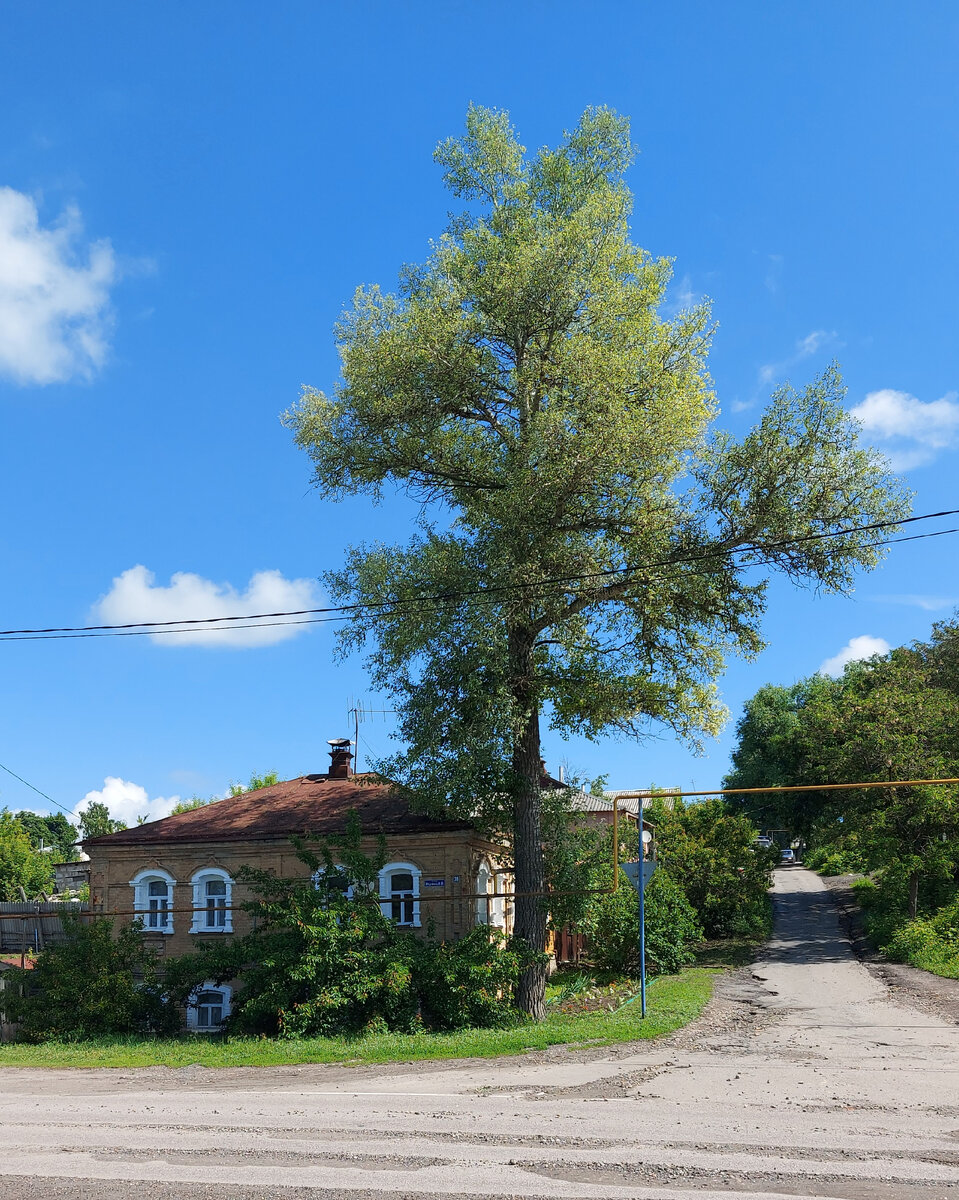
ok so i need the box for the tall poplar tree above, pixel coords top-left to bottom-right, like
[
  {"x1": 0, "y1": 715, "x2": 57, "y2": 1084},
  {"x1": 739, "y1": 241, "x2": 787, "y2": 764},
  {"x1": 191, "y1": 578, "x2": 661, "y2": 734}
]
[{"x1": 288, "y1": 106, "x2": 909, "y2": 1016}]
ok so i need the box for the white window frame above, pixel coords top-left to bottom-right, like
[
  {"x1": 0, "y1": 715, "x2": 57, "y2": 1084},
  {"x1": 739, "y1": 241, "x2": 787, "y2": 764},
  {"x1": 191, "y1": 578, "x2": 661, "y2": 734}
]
[
  {"x1": 312, "y1": 863, "x2": 355, "y2": 904},
  {"x1": 186, "y1": 981, "x2": 232, "y2": 1032},
  {"x1": 379, "y1": 862, "x2": 421, "y2": 927},
  {"x1": 130, "y1": 868, "x2": 176, "y2": 934},
  {"x1": 475, "y1": 861, "x2": 507, "y2": 929},
  {"x1": 190, "y1": 867, "x2": 233, "y2": 934}
]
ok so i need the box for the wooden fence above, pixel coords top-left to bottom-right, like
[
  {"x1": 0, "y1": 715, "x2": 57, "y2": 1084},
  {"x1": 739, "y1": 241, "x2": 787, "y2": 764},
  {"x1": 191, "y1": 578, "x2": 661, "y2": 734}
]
[{"x1": 0, "y1": 902, "x2": 89, "y2": 954}]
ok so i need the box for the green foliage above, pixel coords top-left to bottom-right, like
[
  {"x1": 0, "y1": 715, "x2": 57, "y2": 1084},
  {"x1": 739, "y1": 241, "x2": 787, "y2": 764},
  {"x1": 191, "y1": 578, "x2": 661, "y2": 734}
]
[
  {"x1": 584, "y1": 869, "x2": 702, "y2": 976},
  {"x1": 0, "y1": 810, "x2": 54, "y2": 899},
  {"x1": 285, "y1": 104, "x2": 907, "y2": 1014},
  {"x1": 3, "y1": 915, "x2": 178, "y2": 1042},
  {"x1": 169, "y1": 796, "x2": 215, "y2": 815},
  {"x1": 14, "y1": 811, "x2": 79, "y2": 861},
  {"x1": 228, "y1": 771, "x2": 280, "y2": 797},
  {"x1": 167, "y1": 815, "x2": 532, "y2": 1038},
  {"x1": 415, "y1": 925, "x2": 528, "y2": 1030},
  {"x1": 729, "y1": 618, "x2": 959, "y2": 962},
  {"x1": 648, "y1": 798, "x2": 775, "y2": 938},
  {"x1": 78, "y1": 801, "x2": 127, "y2": 840},
  {"x1": 0, "y1": 968, "x2": 717, "y2": 1069}
]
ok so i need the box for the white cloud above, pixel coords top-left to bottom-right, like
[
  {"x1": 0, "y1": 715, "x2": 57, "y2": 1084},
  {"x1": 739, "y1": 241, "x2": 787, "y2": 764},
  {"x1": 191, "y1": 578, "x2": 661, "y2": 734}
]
[
  {"x1": 758, "y1": 328, "x2": 837, "y2": 387},
  {"x1": 95, "y1": 565, "x2": 320, "y2": 647},
  {"x1": 849, "y1": 388, "x2": 959, "y2": 469},
  {"x1": 0, "y1": 187, "x2": 118, "y2": 385},
  {"x1": 74, "y1": 777, "x2": 180, "y2": 828},
  {"x1": 819, "y1": 634, "x2": 891, "y2": 677},
  {"x1": 870, "y1": 593, "x2": 959, "y2": 612}
]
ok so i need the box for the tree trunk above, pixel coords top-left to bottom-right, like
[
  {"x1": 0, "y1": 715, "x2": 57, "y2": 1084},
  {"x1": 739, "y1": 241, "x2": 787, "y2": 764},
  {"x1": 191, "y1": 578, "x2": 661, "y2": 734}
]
[
  {"x1": 508, "y1": 624, "x2": 548, "y2": 1020},
  {"x1": 908, "y1": 870, "x2": 919, "y2": 921}
]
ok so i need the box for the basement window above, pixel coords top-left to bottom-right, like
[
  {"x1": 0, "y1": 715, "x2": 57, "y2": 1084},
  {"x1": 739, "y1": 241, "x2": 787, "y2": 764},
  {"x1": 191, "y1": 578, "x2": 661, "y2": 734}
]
[{"x1": 186, "y1": 981, "x2": 231, "y2": 1031}]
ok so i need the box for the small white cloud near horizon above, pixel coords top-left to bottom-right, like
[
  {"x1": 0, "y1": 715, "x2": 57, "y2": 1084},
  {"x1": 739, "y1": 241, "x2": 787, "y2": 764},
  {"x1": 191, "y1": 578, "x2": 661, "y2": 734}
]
[
  {"x1": 95, "y1": 565, "x2": 320, "y2": 647},
  {"x1": 758, "y1": 328, "x2": 837, "y2": 387},
  {"x1": 73, "y1": 777, "x2": 180, "y2": 828},
  {"x1": 849, "y1": 387, "x2": 959, "y2": 469},
  {"x1": 0, "y1": 186, "x2": 118, "y2": 385},
  {"x1": 819, "y1": 634, "x2": 891, "y2": 677}
]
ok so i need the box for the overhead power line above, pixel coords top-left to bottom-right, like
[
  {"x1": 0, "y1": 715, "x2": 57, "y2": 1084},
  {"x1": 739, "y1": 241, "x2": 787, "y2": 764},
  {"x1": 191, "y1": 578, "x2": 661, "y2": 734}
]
[
  {"x1": 0, "y1": 760, "x2": 76, "y2": 818},
  {"x1": 0, "y1": 507, "x2": 957, "y2": 643}
]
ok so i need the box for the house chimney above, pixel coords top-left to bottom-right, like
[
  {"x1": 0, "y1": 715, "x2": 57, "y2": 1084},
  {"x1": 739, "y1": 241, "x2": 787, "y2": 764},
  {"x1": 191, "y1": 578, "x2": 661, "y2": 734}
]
[{"x1": 327, "y1": 738, "x2": 354, "y2": 779}]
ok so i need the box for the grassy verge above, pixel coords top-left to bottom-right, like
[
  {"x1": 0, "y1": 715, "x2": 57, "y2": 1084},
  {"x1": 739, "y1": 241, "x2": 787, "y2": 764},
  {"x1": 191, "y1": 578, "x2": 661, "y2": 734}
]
[{"x1": 0, "y1": 966, "x2": 714, "y2": 1070}]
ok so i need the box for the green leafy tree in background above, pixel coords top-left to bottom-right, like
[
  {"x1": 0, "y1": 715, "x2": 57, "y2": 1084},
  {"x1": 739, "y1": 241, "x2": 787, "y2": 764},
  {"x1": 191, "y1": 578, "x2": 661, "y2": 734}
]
[
  {"x1": 78, "y1": 801, "x2": 127, "y2": 840},
  {"x1": 0, "y1": 811, "x2": 55, "y2": 899},
  {"x1": 287, "y1": 106, "x2": 909, "y2": 1016},
  {"x1": 228, "y1": 770, "x2": 280, "y2": 797},
  {"x1": 14, "y1": 811, "x2": 80, "y2": 861}
]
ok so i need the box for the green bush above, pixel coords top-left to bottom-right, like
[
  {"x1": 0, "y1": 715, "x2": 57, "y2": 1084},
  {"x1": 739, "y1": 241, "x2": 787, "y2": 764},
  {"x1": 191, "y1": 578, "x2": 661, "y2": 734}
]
[
  {"x1": 415, "y1": 926, "x2": 529, "y2": 1030},
  {"x1": 805, "y1": 843, "x2": 867, "y2": 875},
  {"x1": 166, "y1": 817, "x2": 533, "y2": 1039},
  {"x1": 648, "y1": 798, "x2": 774, "y2": 938},
  {"x1": 584, "y1": 869, "x2": 703, "y2": 976},
  {"x1": 2, "y1": 915, "x2": 178, "y2": 1042}
]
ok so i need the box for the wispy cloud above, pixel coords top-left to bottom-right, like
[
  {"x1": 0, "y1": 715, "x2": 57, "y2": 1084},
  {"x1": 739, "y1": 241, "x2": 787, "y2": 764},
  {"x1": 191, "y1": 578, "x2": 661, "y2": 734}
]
[
  {"x1": 819, "y1": 634, "x2": 890, "y2": 677},
  {"x1": 665, "y1": 272, "x2": 702, "y2": 315},
  {"x1": 95, "y1": 565, "x2": 320, "y2": 647},
  {"x1": 764, "y1": 253, "x2": 783, "y2": 295},
  {"x1": 869, "y1": 594, "x2": 959, "y2": 613},
  {"x1": 849, "y1": 387, "x2": 959, "y2": 470},
  {"x1": 0, "y1": 187, "x2": 118, "y2": 385},
  {"x1": 758, "y1": 329, "x2": 837, "y2": 387}
]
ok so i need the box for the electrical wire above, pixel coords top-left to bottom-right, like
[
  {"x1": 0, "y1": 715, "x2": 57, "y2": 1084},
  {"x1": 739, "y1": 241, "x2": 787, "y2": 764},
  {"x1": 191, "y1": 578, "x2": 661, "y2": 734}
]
[
  {"x1": 0, "y1": 507, "x2": 957, "y2": 643},
  {"x1": 0, "y1": 760, "x2": 75, "y2": 818}
]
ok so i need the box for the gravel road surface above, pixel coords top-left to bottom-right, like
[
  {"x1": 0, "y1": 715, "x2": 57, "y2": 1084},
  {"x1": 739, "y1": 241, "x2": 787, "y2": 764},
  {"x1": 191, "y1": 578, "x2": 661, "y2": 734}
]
[{"x1": 1, "y1": 867, "x2": 958, "y2": 1200}]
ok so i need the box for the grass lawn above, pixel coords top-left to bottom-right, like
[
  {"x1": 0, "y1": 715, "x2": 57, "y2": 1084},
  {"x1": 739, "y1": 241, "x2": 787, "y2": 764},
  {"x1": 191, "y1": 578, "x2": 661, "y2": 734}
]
[{"x1": 0, "y1": 965, "x2": 716, "y2": 1070}]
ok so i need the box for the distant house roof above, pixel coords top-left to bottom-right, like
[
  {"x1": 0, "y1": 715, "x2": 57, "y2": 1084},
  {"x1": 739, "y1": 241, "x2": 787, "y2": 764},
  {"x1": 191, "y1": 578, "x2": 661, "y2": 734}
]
[{"x1": 81, "y1": 772, "x2": 474, "y2": 848}]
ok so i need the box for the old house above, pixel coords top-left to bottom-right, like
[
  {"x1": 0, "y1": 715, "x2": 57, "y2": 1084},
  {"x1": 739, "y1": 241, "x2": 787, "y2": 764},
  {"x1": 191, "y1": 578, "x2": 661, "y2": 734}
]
[{"x1": 82, "y1": 740, "x2": 513, "y2": 1028}]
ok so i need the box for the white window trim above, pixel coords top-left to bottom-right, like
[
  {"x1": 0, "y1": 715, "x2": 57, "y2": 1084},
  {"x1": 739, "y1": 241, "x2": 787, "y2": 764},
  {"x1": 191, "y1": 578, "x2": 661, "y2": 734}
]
[
  {"x1": 130, "y1": 868, "x2": 177, "y2": 935},
  {"x1": 185, "y1": 981, "x2": 232, "y2": 1032},
  {"x1": 379, "y1": 861, "x2": 422, "y2": 927},
  {"x1": 312, "y1": 863, "x2": 355, "y2": 902},
  {"x1": 189, "y1": 867, "x2": 234, "y2": 934}
]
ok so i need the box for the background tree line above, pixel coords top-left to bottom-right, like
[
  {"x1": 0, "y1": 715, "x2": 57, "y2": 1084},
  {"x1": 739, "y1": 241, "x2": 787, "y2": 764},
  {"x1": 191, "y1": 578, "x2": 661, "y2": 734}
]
[{"x1": 724, "y1": 614, "x2": 959, "y2": 975}]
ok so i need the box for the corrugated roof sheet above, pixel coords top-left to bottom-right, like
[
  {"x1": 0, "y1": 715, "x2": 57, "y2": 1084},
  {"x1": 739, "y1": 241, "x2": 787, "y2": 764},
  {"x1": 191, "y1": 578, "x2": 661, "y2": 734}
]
[{"x1": 82, "y1": 773, "x2": 474, "y2": 848}]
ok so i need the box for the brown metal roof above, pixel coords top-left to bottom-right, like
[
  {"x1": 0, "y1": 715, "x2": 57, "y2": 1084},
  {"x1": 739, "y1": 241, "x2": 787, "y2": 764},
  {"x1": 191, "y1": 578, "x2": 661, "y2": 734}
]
[{"x1": 81, "y1": 773, "x2": 474, "y2": 848}]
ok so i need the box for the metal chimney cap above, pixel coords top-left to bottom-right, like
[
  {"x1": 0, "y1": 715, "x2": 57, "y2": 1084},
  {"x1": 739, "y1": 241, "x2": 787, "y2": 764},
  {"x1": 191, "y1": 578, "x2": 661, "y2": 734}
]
[{"x1": 327, "y1": 738, "x2": 352, "y2": 748}]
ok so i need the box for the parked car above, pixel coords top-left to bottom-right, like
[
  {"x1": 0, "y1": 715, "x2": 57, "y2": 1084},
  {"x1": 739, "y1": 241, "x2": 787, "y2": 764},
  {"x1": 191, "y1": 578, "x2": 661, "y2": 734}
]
[{"x1": 780, "y1": 848, "x2": 796, "y2": 865}]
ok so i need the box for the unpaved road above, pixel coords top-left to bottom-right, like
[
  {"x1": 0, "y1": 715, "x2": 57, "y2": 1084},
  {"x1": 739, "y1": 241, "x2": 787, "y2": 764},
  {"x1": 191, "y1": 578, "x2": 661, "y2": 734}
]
[{"x1": 1, "y1": 867, "x2": 958, "y2": 1200}]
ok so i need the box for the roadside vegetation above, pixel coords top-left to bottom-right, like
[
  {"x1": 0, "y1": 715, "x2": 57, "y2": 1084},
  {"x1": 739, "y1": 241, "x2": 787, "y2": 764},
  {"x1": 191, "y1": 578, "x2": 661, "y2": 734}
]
[
  {"x1": 1, "y1": 799, "x2": 772, "y2": 1060},
  {"x1": 725, "y1": 615, "x2": 959, "y2": 980},
  {"x1": 0, "y1": 966, "x2": 714, "y2": 1069}
]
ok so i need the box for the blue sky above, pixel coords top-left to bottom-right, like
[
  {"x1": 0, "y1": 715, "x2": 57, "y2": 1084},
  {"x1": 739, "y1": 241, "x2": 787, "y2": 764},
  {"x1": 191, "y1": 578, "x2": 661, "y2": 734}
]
[{"x1": 1, "y1": 2, "x2": 957, "y2": 825}]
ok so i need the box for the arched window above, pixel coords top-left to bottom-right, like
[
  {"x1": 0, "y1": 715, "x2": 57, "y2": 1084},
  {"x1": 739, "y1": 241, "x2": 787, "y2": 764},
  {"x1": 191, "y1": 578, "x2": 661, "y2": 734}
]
[
  {"x1": 379, "y1": 862, "x2": 421, "y2": 927},
  {"x1": 130, "y1": 868, "x2": 176, "y2": 933},
  {"x1": 312, "y1": 864, "x2": 355, "y2": 905},
  {"x1": 476, "y1": 861, "x2": 506, "y2": 929},
  {"x1": 475, "y1": 860, "x2": 492, "y2": 926},
  {"x1": 186, "y1": 981, "x2": 232, "y2": 1031},
  {"x1": 190, "y1": 868, "x2": 233, "y2": 933}
]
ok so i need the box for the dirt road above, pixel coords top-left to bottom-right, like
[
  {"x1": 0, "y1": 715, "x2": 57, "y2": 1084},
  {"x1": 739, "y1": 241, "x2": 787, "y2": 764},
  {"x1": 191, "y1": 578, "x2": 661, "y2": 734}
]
[{"x1": 1, "y1": 867, "x2": 958, "y2": 1200}]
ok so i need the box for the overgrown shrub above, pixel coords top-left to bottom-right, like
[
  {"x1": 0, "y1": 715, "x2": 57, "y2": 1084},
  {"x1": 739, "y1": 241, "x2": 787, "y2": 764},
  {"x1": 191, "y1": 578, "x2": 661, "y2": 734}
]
[
  {"x1": 2, "y1": 914, "x2": 178, "y2": 1042},
  {"x1": 584, "y1": 869, "x2": 703, "y2": 976},
  {"x1": 647, "y1": 798, "x2": 774, "y2": 938},
  {"x1": 167, "y1": 815, "x2": 531, "y2": 1038},
  {"x1": 415, "y1": 925, "x2": 528, "y2": 1029}
]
